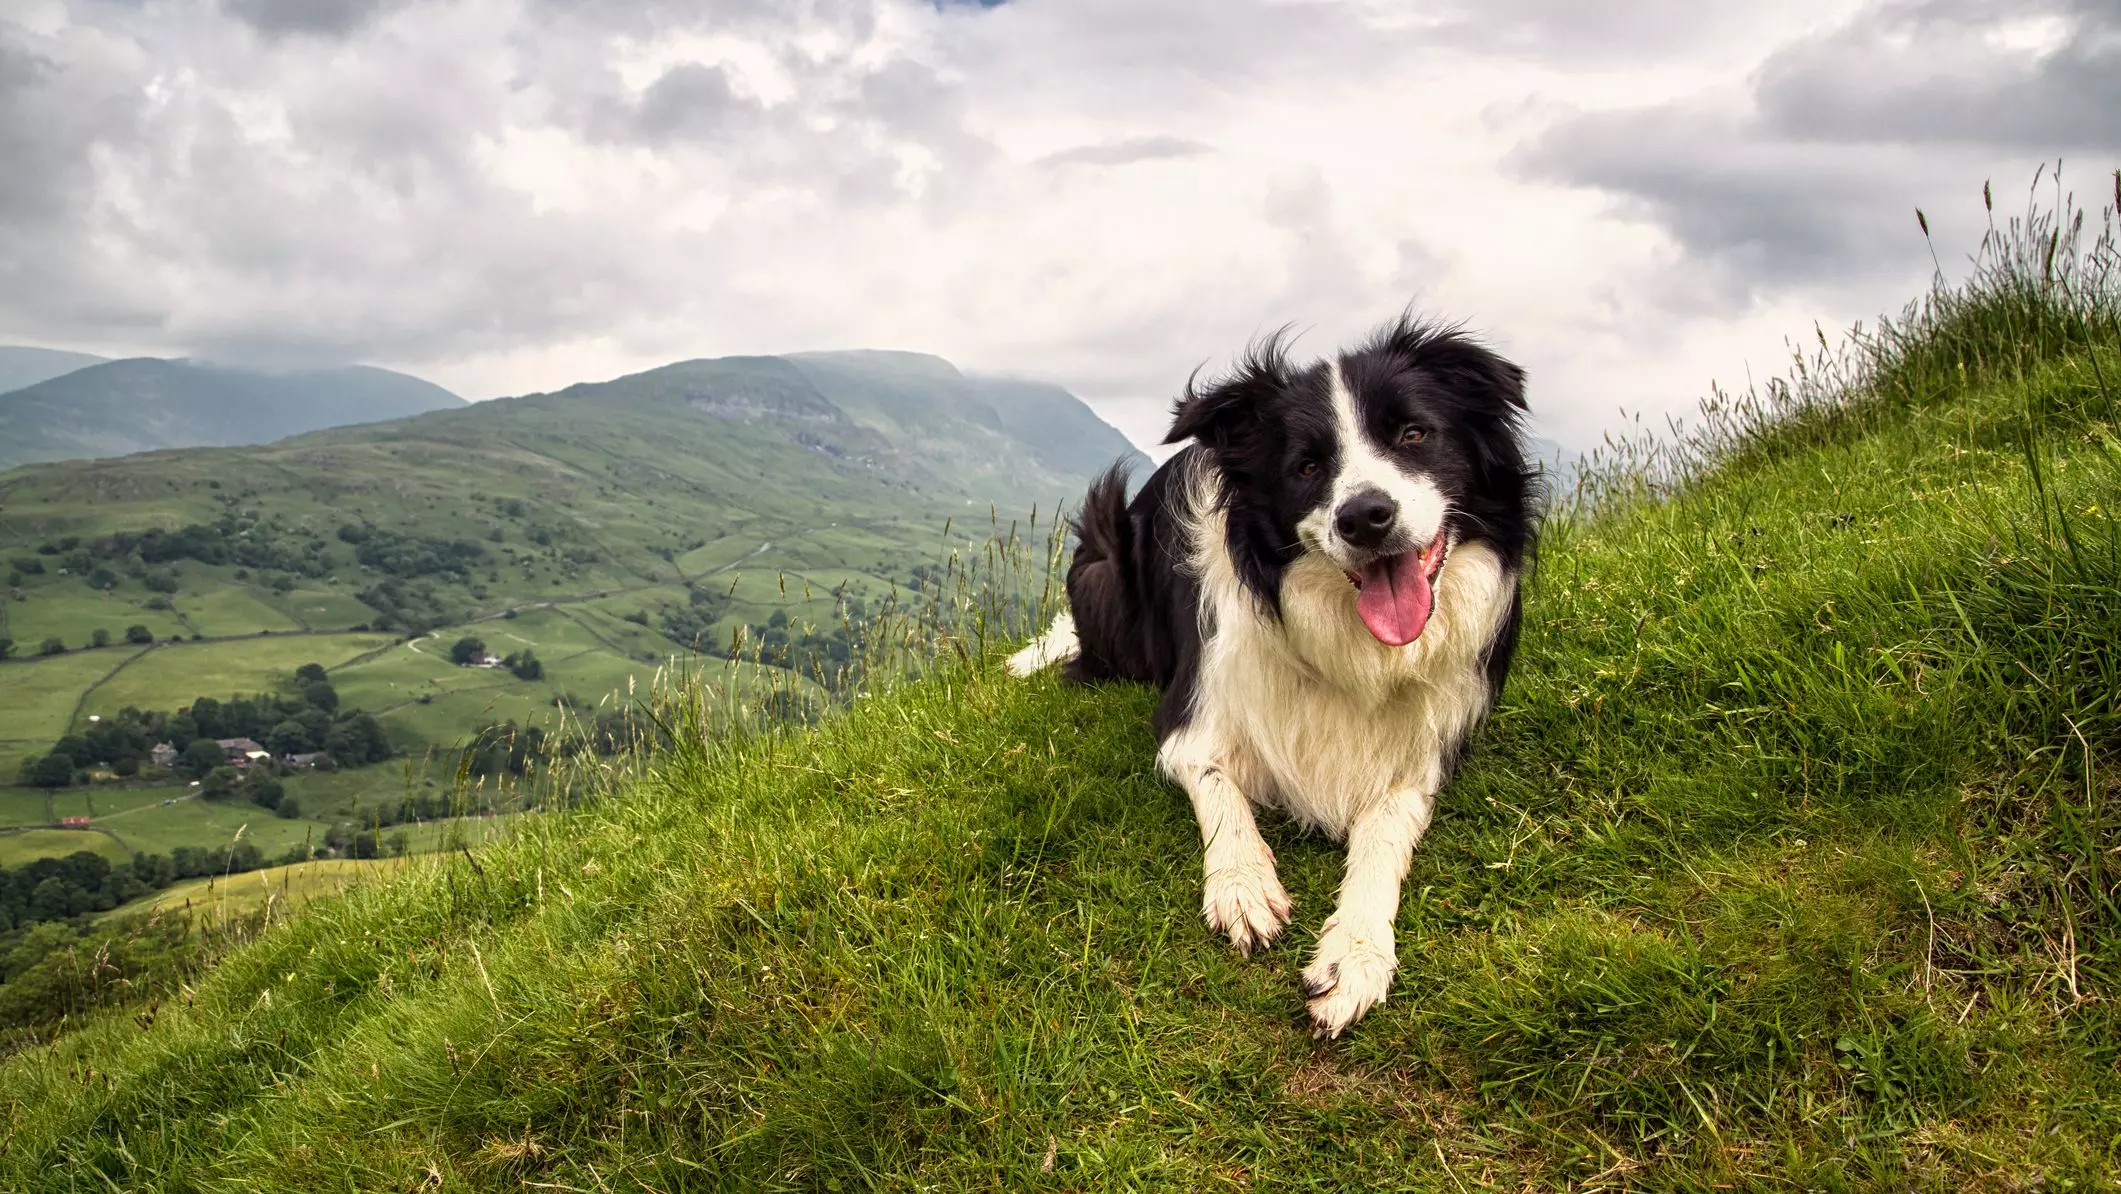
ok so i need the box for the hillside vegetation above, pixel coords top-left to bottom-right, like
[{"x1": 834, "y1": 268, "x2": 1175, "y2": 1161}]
[
  {"x1": 0, "y1": 349, "x2": 1143, "y2": 875},
  {"x1": 2, "y1": 184, "x2": 2118, "y2": 1190},
  {"x1": 0, "y1": 357, "x2": 464, "y2": 471}
]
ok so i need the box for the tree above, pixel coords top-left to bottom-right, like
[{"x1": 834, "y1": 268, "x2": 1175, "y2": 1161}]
[
  {"x1": 245, "y1": 776, "x2": 284, "y2": 811},
  {"x1": 505, "y1": 650, "x2": 543, "y2": 681},
  {"x1": 275, "y1": 795, "x2": 302, "y2": 819},
  {"x1": 449, "y1": 636, "x2": 486, "y2": 666},
  {"x1": 124, "y1": 625, "x2": 153, "y2": 644},
  {"x1": 301, "y1": 681, "x2": 339, "y2": 712},
  {"x1": 200, "y1": 766, "x2": 238, "y2": 800},
  {"x1": 21, "y1": 753, "x2": 73, "y2": 789},
  {"x1": 267, "y1": 719, "x2": 312, "y2": 757},
  {"x1": 0, "y1": 638, "x2": 11, "y2": 660},
  {"x1": 39, "y1": 637, "x2": 65, "y2": 656},
  {"x1": 295, "y1": 663, "x2": 329, "y2": 684},
  {"x1": 87, "y1": 567, "x2": 117, "y2": 589},
  {"x1": 90, "y1": 628, "x2": 111, "y2": 649},
  {"x1": 179, "y1": 739, "x2": 226, "y2": 780}
]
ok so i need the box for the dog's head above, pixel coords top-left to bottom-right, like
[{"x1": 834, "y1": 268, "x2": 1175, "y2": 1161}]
[{"x1": 1164, "y1": 314, "x2": 1533, "y2": 647}]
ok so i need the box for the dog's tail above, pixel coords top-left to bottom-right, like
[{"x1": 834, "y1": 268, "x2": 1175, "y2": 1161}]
[{"x1": 1005, "y1": 463, "x2": 1132, "y2": 678}]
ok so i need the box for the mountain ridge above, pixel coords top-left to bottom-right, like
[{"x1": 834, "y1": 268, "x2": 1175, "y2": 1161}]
[{"x1": 0, "y1": 358, "x2": 466, "y2": 471}]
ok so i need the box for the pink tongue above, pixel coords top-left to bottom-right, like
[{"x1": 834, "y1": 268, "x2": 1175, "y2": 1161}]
[{"x1": 1355, "y1": 552, "x2": 1434, "y2": 646}]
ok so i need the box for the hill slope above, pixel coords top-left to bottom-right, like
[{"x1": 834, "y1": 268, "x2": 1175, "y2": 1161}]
[
  {"x1": 1, "y1": 205, "x2": 2116, "y2": 1188},
  {"x1": 0, "y1": 350, "x2": 1144, "y2": 780},
  {"x1": 0, "y1": 359, "x2": 464, "y2": 470},
  {"x1": 0, "y1": 346, "x2": 108, "y2": 396}
]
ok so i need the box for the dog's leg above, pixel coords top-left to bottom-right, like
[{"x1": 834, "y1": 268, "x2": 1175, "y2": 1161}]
[
  {"x1": 1301, "y1": 787, "x2": 1436, "y2": 1037},
  {"x1": 1158, "y1": 725, "x2": 1292, "y2": 956},
  {"x1": 1005, "y1": 611, "x2": 1079, "y2": 677}
]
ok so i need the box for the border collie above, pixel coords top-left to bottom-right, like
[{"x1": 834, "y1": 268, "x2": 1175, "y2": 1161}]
[{"x1": 1007, "y1": 315, "x2": 1535, "y2": 1037}]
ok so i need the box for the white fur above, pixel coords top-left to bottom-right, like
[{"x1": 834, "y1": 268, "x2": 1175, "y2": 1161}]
[
  {"x1": 1005, "y1": 611, "x2": 1079, "y2": 677},
  {"x1": 1168, "y1": 454, "x2": 1516, "y2": 1036}
]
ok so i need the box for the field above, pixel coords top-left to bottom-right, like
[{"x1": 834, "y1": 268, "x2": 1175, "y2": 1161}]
[
  {"x1": 0, "y1": 828, "x2": 130, "y2": 868},
  {"x1": 113, "y1": 857, "x2": 397, "y2": 921},
  {"x1": 0, "y1": 196, "x2": 2115, "y2": 1188}
]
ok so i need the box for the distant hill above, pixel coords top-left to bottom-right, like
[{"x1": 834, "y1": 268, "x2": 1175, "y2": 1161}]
[
  {"x1": 0, "y1": 346, "x2": 109, "y2": 395},
  {"x1": 0, "y1": 349, "x2": 1145, "y2": 769},
  {"x1": 0, "y1": 359, "x2": 465, "y2": 470}
]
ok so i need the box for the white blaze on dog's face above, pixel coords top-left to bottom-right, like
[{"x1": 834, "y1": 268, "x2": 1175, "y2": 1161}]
[
  {"x1": 1293, "y1": 361, "x2": 1453, "y2": 646},
  {"x1": 1164, "y1": 321, "x2": 1530, "y2": 650}
]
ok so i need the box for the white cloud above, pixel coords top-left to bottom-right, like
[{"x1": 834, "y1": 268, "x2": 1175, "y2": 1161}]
[{"x1": 0, "y1": 0, "x2": 2104, "y2": 458}]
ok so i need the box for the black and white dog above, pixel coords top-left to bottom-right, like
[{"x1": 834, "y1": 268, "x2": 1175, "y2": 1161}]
[{"x1": 1008, "y1": 315, "x2": 1536, "y2": 1037}]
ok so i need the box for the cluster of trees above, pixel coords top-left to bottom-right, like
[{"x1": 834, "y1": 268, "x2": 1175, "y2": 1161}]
[
  {"x1": 0, "y1": 625, "x2": 161, "y2": 660},
  {"x1": 0, "y1": 845, "x2": 293, "y2": 935},
  {"x1": 462, "y1": 720, "x2": 550, "y2": 777},
  {"x1": 355, "y1": 578, "x2": 464, "y2": 634},
  {"x1": 657, "y1": 583, "x2": 732, "y2": 652},
  {"x1": 13, "y1": 663, "x2": 392, "y2": 789},
  {"x1": 338, "y1": 524, "x2": 488, "y2": 580},
  {"x1": 69, "y1": 517, "x2": 336, "y2": 580},
  {"x1": 448, "y1": 636, "x2": 543, "y2": 680}
]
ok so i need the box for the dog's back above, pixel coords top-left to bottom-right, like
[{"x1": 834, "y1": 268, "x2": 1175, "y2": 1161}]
[{"x1": 1009, "y1": 454, "x2": 1206, "y2": 705}]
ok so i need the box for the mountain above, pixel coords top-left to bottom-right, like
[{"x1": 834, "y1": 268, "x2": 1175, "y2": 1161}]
[
  {"x1": 0, "y1": 346, "x2": 108, "y2": 395},
  {"x1": 0, "y1": 359, "x2": 465, "y2": 470},
  {"x1": 0, "y1": 349, "x2": 1146, "y2": 769}
]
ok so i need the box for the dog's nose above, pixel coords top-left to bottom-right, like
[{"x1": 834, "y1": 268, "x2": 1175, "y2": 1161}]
[{"x1": 1333, "y1": 489, "x2": 1398, "y2": 549}]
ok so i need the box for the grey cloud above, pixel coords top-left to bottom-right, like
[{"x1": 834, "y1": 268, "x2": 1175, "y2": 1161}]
[
  {"x1": 1418, "y1": 0, "x2": 1782, "y2": 61},
  {"x1": 221, "y1": 0, "x2": 407, "y2": 37},
  {"x1": 633, "y1": 62, "x2": 755, "y2": 143},
  {"x1": 1753, "y1": 0, "x2": 2121, "y2": 151},
  {"x1": 1035, "y1": 135, "x2": 1211, "y2": 169},
  {"x1": 1513, "y1": 0, "x2": 2113, "y2": 308}
]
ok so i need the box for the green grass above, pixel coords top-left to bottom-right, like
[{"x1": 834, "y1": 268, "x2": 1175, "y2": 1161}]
[
  {"x1": 77, "y1": 632, "x2": 395, "y2": 721},
  {"x1": 0, "y1": 580, "x2": 188, "y2": 647},
  {"x1": 79, "y1": 798, "x2": 328, "y2": 860},
  {"x1": 0, "y1": 649, "x2": 139, "y2": 743},
  {"x1": 0, "y1": 828, "x2": 129, "y2": 868},
  {"x1": 2, "y1": 182, "x2": 2118, "y2": 1189},
  {"x1": 172, "y1": 581, "x2": 307, "y2": 636},
  {"x1": 111, "y1": 857, "x2": 402, "y2": 922}
]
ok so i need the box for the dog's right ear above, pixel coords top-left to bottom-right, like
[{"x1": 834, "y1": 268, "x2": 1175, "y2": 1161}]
[{"x1": 1162, "y1": 332, "x2": 1290, "y2": 448}]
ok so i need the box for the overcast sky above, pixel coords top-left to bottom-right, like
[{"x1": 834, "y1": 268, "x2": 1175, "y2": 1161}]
[{"x1": 3, "y1": 0, "x2": 2114, "y2": 453}]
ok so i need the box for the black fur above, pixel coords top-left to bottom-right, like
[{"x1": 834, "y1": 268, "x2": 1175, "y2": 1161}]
[{"x1": 1062, "y1": 314, "x2": 1538, "y2": 743}]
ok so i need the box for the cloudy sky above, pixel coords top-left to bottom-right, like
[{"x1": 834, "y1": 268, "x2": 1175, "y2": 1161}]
[{"x1": 2, "y1": 0, "x2": 2114, "y2": 453}]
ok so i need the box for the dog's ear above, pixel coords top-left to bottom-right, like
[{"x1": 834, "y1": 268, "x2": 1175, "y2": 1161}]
[
  {"x1": 1163, "y1": 331, "x2": 1292, "y2": 448},
  {"x1": 1163, "y1": 374, "x2": 1259, "y2": 447}
]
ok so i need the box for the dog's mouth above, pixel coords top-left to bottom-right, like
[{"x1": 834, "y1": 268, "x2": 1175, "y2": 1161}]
[{"x1": 1343, "y1": 536, "x2": 1448, "y2": 647}]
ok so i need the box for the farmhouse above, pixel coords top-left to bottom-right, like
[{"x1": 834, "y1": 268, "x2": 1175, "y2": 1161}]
[
  {"x1": 216, "y1": 737, "x2": 270, "y2": 767},
  {"x1": 150, "y1": 742, "x2": 178, "y2": 768}
]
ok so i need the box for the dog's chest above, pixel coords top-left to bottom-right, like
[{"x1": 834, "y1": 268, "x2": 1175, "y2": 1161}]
[{"x1": 1190, "y1": 545, "x2": 1511, "y2": 838}]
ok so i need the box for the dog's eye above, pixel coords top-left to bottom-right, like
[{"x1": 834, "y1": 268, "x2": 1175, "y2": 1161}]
[
  {"x1": 1296, "y1": 459, "x2": 1319, "y2": 478},
  {"x1": 1398, "y1": 425, "x2": 1426, "y2": 445}
]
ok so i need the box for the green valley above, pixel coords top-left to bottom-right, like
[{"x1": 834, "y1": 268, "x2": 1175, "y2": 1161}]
[{"x1": 0, "y1": 348, "x2": 1147, "y2": 879}]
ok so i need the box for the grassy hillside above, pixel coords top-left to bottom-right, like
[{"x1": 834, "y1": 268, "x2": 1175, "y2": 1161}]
[
  {"x1": 0, "y1": 349, "x2": 1144, "y2": 873},
  {"x1": 0, "y1": 358, "x2": 465, "y2": 471},
  {"x1": 2, "y1": 192, "x2": 2116, "y2": 1189}
]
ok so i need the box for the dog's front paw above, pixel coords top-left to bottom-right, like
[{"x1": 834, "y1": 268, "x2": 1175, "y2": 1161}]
[
  {"x1": 1200, "y1": 860, "x2": 1293, "y2": 957},
  {"x1": 1300, "y1": 916, "x2": 1397, "y2": 1038}
]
